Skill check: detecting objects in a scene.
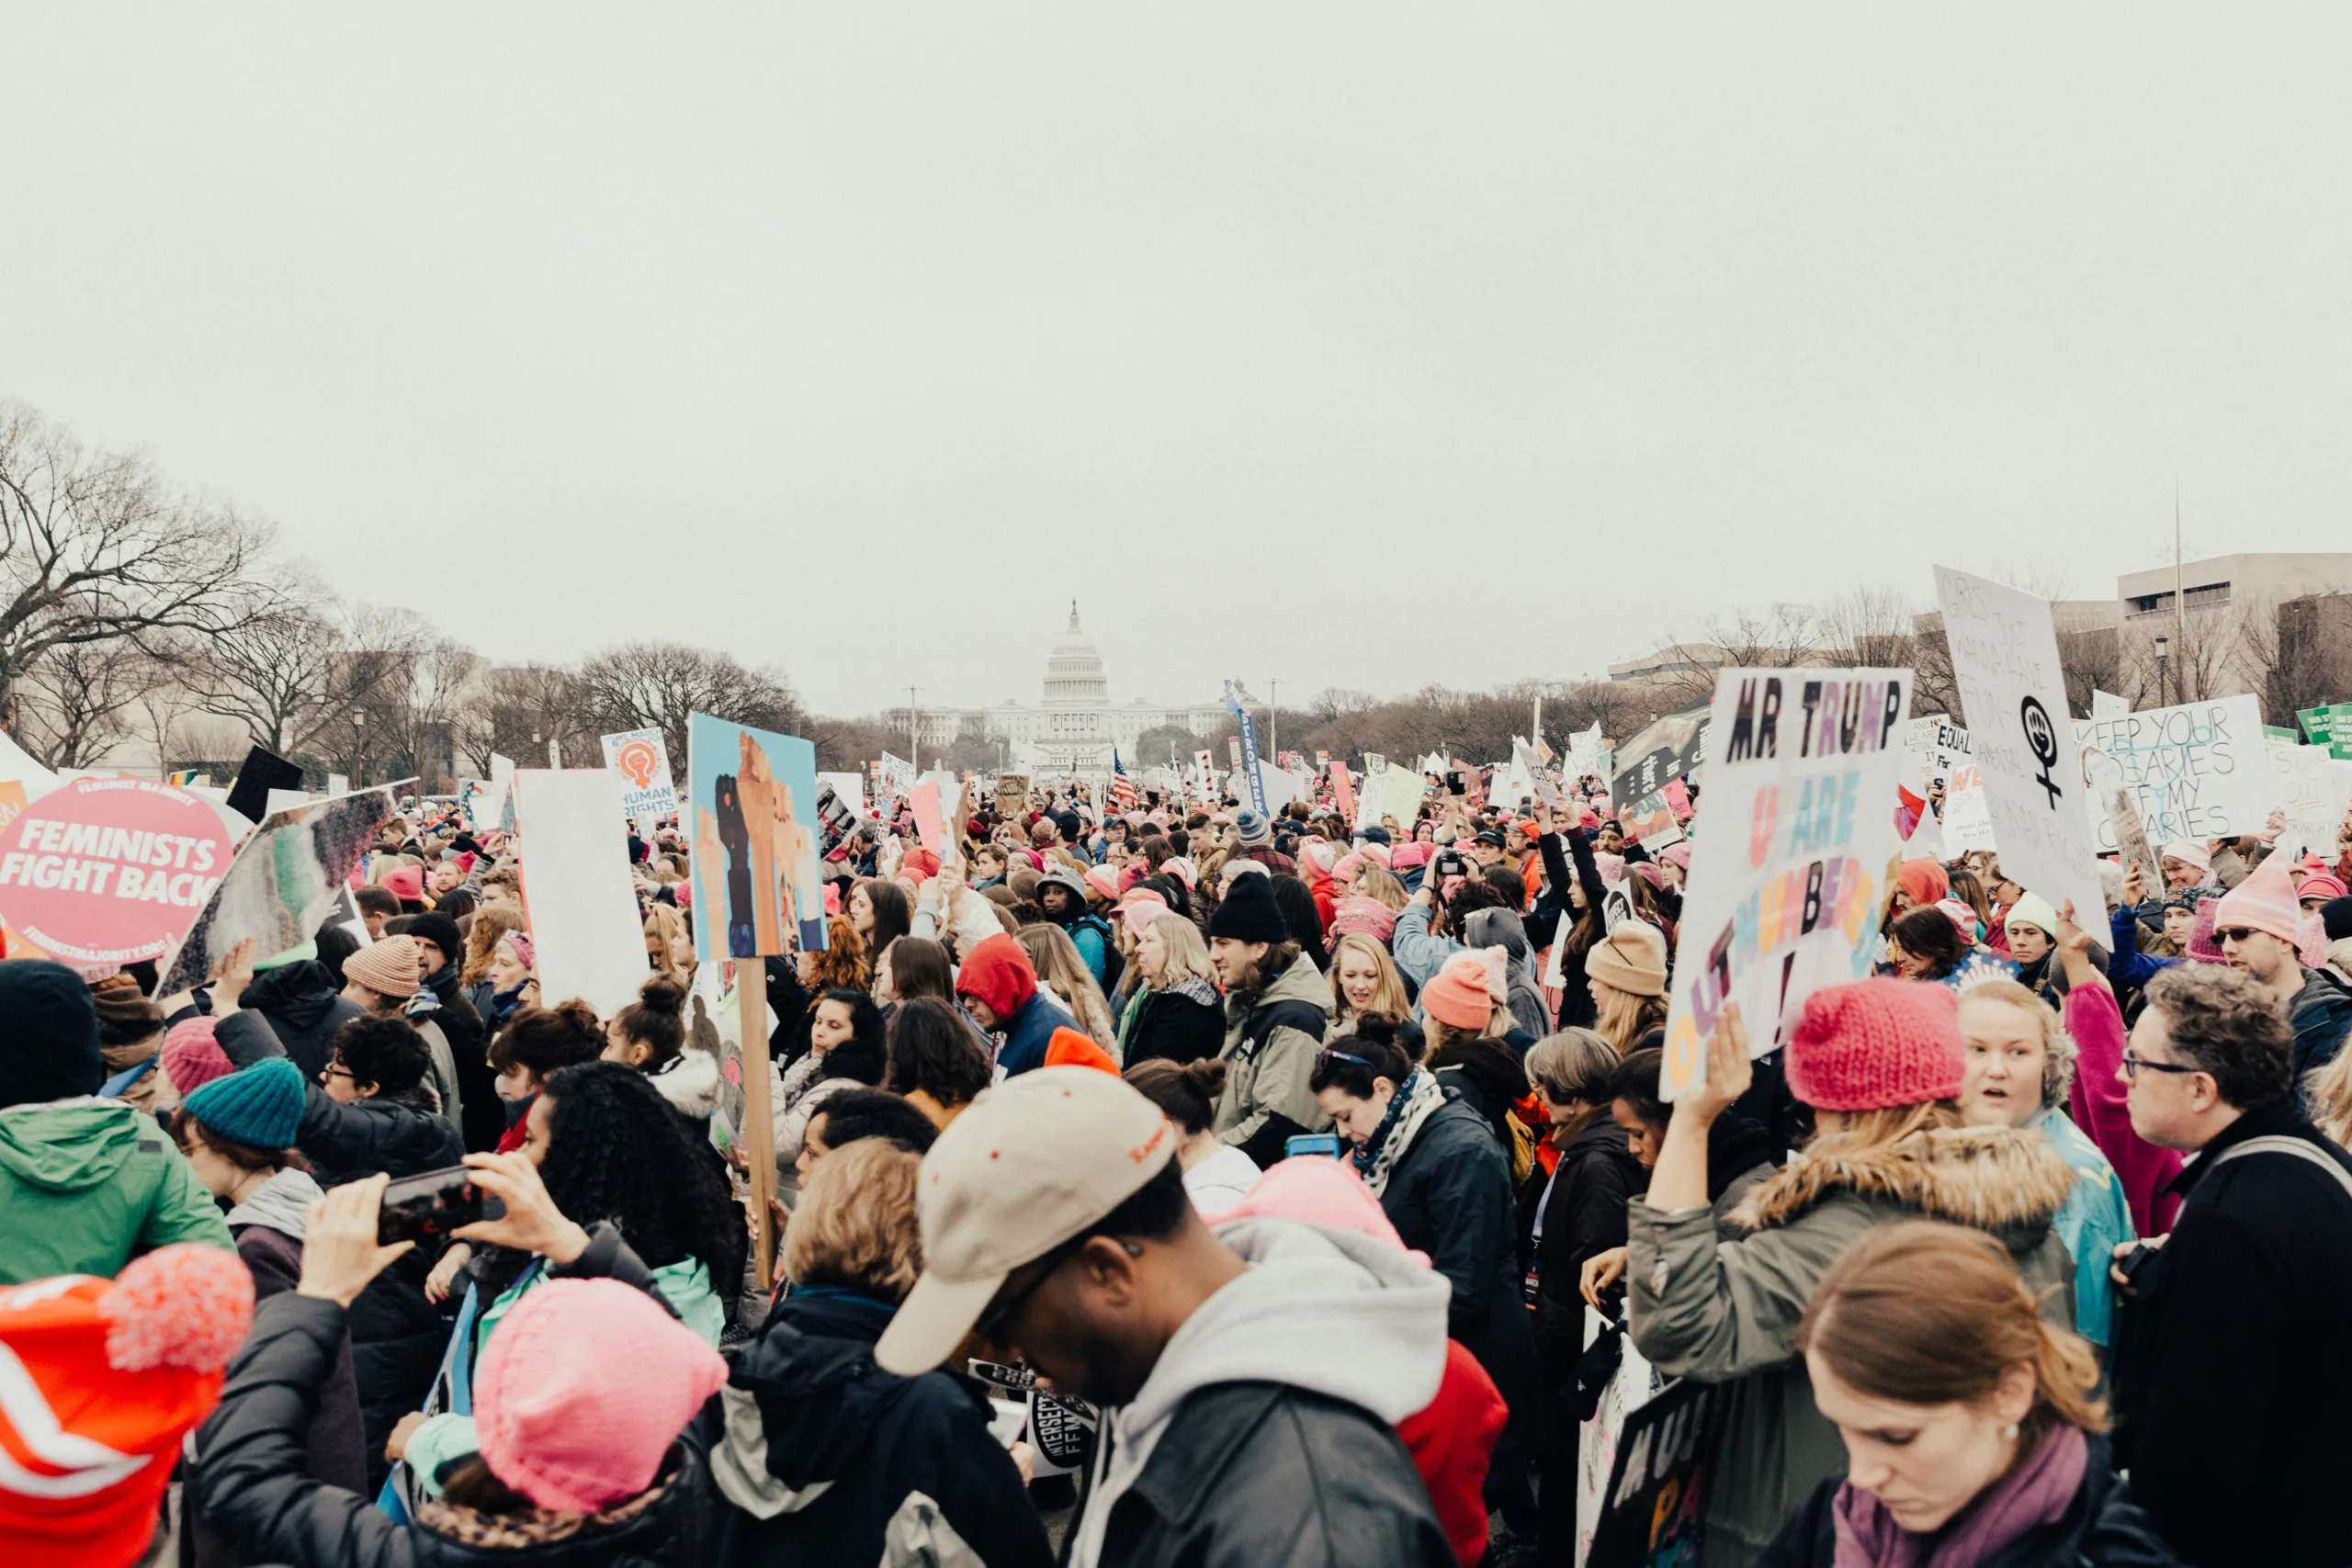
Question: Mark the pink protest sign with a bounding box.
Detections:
[0,777,235,965]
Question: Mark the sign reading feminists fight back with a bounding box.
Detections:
[1662,669,1911,1100]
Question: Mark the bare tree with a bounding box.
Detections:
[15,641,151,769]
[0,401,265,736]
[576,641,806,769]
[185,573,344,756]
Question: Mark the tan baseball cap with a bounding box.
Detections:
[874,1066,1177,1376]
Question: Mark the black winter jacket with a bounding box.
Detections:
[1529,1119,1644,1391]
[192,1247,713,1567]
[2287,967,2352,1076]
[1089,1380,1456,1568]
[2110,1096,2352,1567]
[233,961,368,1081]
[1378,1093,1537,1421]
[1121,986,1227,1068]
[692,1290,1053,1568]
[1525,830,1609,1031]
[1756,1438,2177,1568]
[423,964,500,1153]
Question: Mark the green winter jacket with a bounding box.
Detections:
[1627,1123,2079,1568]
[1213,954,1333,1168]
[0,1099,233,1284]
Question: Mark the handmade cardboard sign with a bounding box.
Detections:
[1663,669,1912,1100]
[160,788,395,991]
[2075,696,2267,854]
[1932,568,2106,928]
[600,728,681,820]
[0,778,237,966]
[514,769,648,1021]
[686,712,827,964]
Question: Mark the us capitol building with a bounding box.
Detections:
[905,604,1227,773]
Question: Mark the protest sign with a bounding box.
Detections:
[1327,760,1355,819]
[325,773,349,796]
[0,778,237,967]
[225,747,305,825]
[514,770,647,1021]
[1661,777,1693,822]
[1224,683,1269,818]
[1663,669,1912,1099]
[1618,791,1683,852]
[2109,786,2164,895]
[159,789,394,992]
[816,772,865,823]
[2076,695,2267,854]
[265,788,311,818]
[1576,1313,1657,1568]
[910,778,946,856]
[1611,721,1709,811]
[600,728,681,820]
[1940,761,1997,856]
[996,772,1030,818]
[877,751,917,806]
[2267,739,2352,863]
[1383,763,1426,824]
[2092,690,2130,721]
[686,712,827,965]
[1584,1376,1721,1568]
[1932,568,2108,930]
[0,731,62,801]
[1568,721,1604,783]
[0,781,25,835]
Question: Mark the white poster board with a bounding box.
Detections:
[2075,696,2267,854]
[513,768,647,1020]
[817,772,866,820]
[1662,668,1912,1098]
[1932,568,2107,929]
[2267,739,2352,864]
[2092,690,2130,721]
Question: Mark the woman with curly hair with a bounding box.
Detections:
[458,904,528,1022]
[397,1062,747,1494]
[773,987,888,1198]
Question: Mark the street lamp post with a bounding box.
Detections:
[352,710,367,786]
[2154,635,2170,706]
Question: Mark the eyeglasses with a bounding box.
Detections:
[2121,1050,2202,1082]
[321,1064,355,1083]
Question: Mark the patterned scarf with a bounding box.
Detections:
[1351,1068,1450,1197]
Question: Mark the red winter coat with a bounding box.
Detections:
[1396,1339,1509,1565]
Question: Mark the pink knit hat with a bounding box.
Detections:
[474,1278,727,1513]
[2159,840,2212,877]
[1203,1152,1430,1267]
[1785,978,1965,1113]
[2215,858,2301,947]
[2301,874,2350,906]
[1329,897,1398,944]
[1083,864,1121,903]
[1658,842,1691,872]
[1121,889,1170,939]
[1421,949,1506,1032]
[160,1017,234,1097]
[380,865,424,901]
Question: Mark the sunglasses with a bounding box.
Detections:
[2121,1050,2202,1082]
[1315,1047,1372,1076]
[2218,927,2267,944]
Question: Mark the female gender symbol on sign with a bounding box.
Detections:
[2019,696,2064,807]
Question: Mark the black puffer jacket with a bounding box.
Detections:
[192,1235,713,1568]
[693,1290,1053,1568]
[293,1080,463,1486]
[233,962,368,1081]
[1377,1092,1537,1424]
[1529,1118,1644,1392]
[1122,981,1228,1068]
[422,964,500,1153]
[1756,1438,2178,1568]
[1091,1381,1456,1568]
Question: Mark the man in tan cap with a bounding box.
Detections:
[876,1066,1456,1568]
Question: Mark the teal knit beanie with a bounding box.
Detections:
[183,1057,307,1150]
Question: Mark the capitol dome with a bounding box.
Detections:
[1043,602,1110,710]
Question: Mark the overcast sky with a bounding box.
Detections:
[8,7,2351,717]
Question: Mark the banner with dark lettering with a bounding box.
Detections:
[1662,668,1912,1100]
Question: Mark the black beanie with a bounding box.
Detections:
[408,913,463,967]
[2324,896,2352,945]
[0,960,106,1107]
[1209,872,1290,944]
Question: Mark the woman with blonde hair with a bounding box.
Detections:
[643,900,694,987]
[1354,865,1411,914]
[1587,919,1669,1055]
[1014,920,1119,1051]
[1116,907,1225,1067]
[1329,932,1411,1035]
[698,1139,1056,1567]
[1758,1221,2163,1567]
[1623,984,2079,1568]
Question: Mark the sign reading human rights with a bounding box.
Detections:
[0,777,235,965]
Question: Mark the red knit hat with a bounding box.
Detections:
[1785,978,1965,1112]
[0,1246,253,1568]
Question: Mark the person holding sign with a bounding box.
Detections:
[1756,1223,2165,1568]
[1624,985,2078,1568]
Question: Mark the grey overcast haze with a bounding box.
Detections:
[8,6,2352,717]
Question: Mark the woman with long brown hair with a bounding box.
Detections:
[1758,1221,2167,1567]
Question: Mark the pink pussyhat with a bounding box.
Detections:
[473,1279,727,1513]
[1205,1150,1430,1269]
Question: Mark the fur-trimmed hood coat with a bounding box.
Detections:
[1625,1122,2082,1568]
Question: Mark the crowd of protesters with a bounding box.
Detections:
[6,750,2352,1568]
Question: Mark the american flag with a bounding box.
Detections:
[1109,750,1139,812]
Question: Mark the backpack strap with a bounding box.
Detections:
[2207,1134,2352,1205]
